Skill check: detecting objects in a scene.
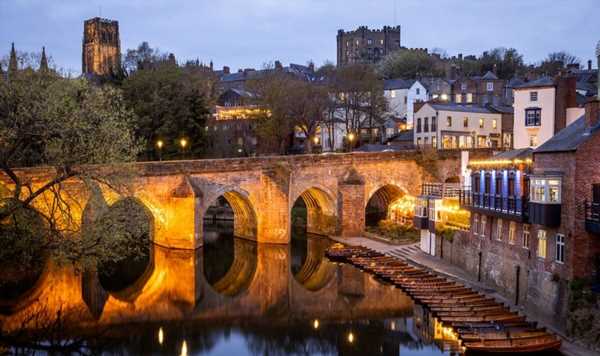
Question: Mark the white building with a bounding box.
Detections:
[383,79,428,128]
[319,119,348,152]
[413,103,504,149]
[513,76,585,149]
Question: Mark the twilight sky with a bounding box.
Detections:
[1,0,599,75]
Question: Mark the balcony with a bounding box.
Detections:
[421,183,461,199]
[585,201,600,235]
[459,190,528,222]
[528,203,561,228]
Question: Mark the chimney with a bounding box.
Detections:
[585,98,600,128]
[588,60,592,71]
[274,60,283,70]
[223,66,230,74]
[554,74,577,133]
[458,53,463,61]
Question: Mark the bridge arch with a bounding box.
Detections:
[291,186,337,235]
[202,187,257,241]
[92,197,155,302]
[365,184,408,227]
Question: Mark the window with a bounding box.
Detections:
[456,94,462,103]
[356,40,360,46]
[424,117,429,132]
[479,118,484,129]
[416,118,422,133]
[463,117,469,128]
[496,218,503,241]
[447,116,452,127]
[523,225,530,249]
[530,91,538,102]
[537,230,547,259]
[432,136,437,148]
[529,135,538,147]
[415,199,427,217]
[473,214,479,235]
[508,222,516,244]
[461,83,467,91]
[417,137,422,146]
[525,108,542,126]
[530,177,562,203]
[367,39,373,45]
[492,119,498,130]
[380,39,384,45]
[390,90,396,98]
[416,88,421,95]
[404,96,407,104]
[478,135,487,148]
[431,117,437,131]
[486,82,494,91]
[466,93,473,103]
[556,234,565,263]
[481,216,487,238]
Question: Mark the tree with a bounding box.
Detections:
[538,51,581,76]
[378,49,443,79]
[478,47,525,79]
[0,69,143,273]
[332,64,387,145]
[122,47,215,160]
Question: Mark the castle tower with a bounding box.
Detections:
[82,17,121,76]
[336,26,401,67]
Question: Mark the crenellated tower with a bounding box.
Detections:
[82,17,121,76]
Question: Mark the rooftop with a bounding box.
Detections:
[535,115,600,153]
[427,103,495,114]
[515,76,555,90]
[384,79,415,90]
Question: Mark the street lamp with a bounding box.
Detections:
[347,132,356,152]
[156,140,164,161]
[179,138,188,159]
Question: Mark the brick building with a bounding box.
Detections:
[457,94,600,324]
[450,71,509,106]
[336,26,401,67]
[82,17,121,76]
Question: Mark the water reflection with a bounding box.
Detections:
[1,221,460,355]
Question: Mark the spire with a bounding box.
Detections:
[8,42,18,79]
[39,46,49,73]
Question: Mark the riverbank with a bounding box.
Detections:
[328,235,598,356]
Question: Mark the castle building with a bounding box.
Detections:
[82,17,121,76]
[336,26,401,67]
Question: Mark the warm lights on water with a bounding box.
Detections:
[180,340,188,356]
[158,327,164,345]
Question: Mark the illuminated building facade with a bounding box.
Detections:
[82,17,121,76]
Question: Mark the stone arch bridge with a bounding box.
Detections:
[1,151,481,249]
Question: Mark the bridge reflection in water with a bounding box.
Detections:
[0,224,461,355]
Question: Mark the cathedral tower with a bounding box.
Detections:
[82,17,121,76]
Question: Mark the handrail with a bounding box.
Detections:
[459,189,526,216]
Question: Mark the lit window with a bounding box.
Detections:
[486,82,494,91]
[496,218,503,241]
[463,117,469,128]
[466,93,473,103]
[431,136,437,148]
[529,135,538,147]
[447,116,452,127]
[508,222,516,244]
[530,91,538,102]
[537,230,547,259]
[523,225,530,249]
[525,108,542,126]
[380,39,384,45]
[492,119,497,129]
[556,234,565,263]
[456,94,462,103]
[481,216,487,238]
[530,177,562,204]
[356,40,360,46]
[479,118,484,129]
[390,90,396,98]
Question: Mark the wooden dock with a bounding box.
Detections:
[326,244,562,354]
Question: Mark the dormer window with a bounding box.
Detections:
[530,177,562,204]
